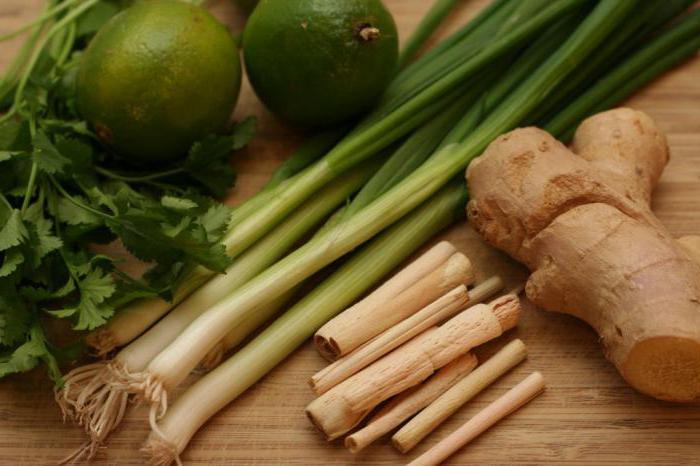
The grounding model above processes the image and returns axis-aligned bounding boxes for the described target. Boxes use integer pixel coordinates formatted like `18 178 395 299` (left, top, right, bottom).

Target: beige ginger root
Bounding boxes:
467 107 700 402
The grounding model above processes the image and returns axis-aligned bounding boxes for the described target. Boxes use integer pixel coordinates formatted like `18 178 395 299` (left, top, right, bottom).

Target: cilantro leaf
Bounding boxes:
54 135 94 172
23 203 63 265
108 213 231 273
161 195 198 211
230 117 257 150
0 118 31 151
0 209 28 251
183 136 237 197
20 277 75 302
41 119 93 138
52 195 101 226
183 117 256 197
0 324 61 384
0 282 30 346
0 249 25 278
32 130 71 175
49 268 116 331
200 203 232 241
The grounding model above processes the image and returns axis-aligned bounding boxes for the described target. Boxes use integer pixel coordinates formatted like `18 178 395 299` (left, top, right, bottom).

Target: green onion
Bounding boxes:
546 8 700 139
144 181 467 463
84 0 499 354
129 1 632 408
211 0 585 275
528 0 695 125
262 126 349 191
383 0 517 111
58 162 379 444
397 0 462 69
441 10 581 147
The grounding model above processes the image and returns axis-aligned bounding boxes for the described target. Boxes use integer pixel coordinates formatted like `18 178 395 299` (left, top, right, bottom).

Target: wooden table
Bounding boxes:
1 1 699 465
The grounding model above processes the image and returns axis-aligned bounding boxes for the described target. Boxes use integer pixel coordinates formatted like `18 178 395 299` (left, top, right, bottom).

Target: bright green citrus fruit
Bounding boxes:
243 0 398 129
77 0 242 164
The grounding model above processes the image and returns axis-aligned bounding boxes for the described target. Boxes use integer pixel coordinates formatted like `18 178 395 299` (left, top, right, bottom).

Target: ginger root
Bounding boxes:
467 108 700 402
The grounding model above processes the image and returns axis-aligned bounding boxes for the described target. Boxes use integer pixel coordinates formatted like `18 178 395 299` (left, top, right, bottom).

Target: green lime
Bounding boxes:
77 0 242 164
243 0 398 129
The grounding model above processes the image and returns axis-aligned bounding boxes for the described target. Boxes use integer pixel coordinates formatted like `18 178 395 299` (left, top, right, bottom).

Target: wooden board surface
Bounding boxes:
2 1 700 465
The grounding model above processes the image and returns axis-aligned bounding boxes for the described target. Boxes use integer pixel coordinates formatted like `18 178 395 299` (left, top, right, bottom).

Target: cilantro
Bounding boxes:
0 0 255 386
75 1 121 38
50 268 116 331
0 209 28 251
183 117 256 197
32 130 71 175
161 195 198 211
0 249 24 278
0 324 61 384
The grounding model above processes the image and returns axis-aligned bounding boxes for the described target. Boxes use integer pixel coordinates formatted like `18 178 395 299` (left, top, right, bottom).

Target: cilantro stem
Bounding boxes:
1 0 98 123
94 166 186 183
0 0 82 43
55 22 77 68
0 2 52 105
20 118 38 214
47 175 114 220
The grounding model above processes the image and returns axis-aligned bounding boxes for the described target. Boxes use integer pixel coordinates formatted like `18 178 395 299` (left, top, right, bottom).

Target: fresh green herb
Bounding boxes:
0 0 254 382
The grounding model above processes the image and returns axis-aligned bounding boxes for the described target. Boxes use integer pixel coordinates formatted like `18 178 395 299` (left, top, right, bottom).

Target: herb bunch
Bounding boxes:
0 0 254 382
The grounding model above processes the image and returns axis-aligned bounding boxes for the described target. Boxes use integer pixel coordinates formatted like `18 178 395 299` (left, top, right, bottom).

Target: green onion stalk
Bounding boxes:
86 130 349 353
125 0 631 428
59 74 486 458
143 1 700 460
397 0 462 69
57 0 503 450
56 162 381 455
547 7 700 140
91 0 542 350
528 0 696 126
144 181 469 464
205 0 586 268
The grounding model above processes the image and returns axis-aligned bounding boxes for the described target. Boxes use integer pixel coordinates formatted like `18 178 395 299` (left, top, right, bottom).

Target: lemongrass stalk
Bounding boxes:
57 164 376 446
143 182 467 464
127 1 634 410
398 0 462 69
546 8 700 139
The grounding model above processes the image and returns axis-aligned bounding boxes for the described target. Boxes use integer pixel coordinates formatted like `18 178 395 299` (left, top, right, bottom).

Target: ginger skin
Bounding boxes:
467 108 700 402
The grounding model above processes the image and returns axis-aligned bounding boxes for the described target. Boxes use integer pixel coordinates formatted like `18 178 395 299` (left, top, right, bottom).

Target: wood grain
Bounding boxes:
1 1 700 465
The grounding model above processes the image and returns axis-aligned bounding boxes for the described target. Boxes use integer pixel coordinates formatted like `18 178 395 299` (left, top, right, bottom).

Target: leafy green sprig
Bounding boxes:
0 0 253 382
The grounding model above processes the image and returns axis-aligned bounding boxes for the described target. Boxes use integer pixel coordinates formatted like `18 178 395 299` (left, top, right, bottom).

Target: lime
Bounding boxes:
243 0 398 129
77 0 242 164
